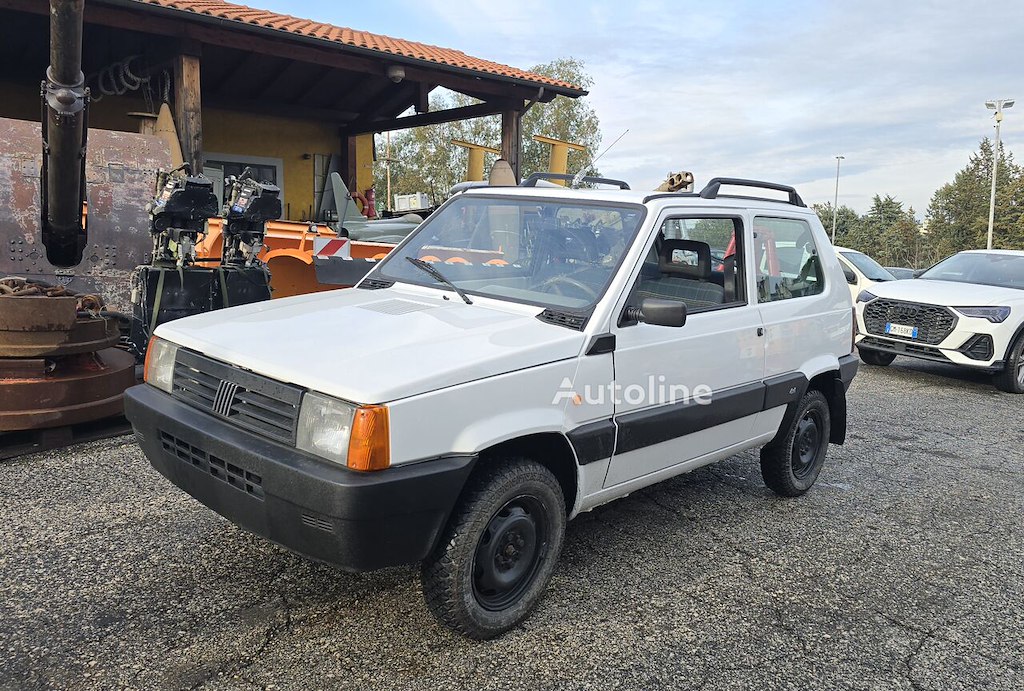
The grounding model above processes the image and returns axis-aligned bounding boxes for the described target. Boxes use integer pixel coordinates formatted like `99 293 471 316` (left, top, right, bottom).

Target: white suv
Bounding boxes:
855 249 1024 393
126 177 857 639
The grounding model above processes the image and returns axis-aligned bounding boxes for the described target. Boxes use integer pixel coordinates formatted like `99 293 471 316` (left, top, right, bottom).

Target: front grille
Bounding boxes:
160 431 264 499
863 299 957 345
959 334 994 361
172 349 303 444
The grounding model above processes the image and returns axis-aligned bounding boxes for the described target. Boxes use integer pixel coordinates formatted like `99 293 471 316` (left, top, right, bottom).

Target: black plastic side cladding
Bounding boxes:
566 419 616 465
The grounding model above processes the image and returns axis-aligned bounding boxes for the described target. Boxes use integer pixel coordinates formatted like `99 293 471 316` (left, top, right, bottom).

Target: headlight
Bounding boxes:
144 337 179 393
296 393 391 471
297 392 356 466
953 306 1011 323
856 290 877 303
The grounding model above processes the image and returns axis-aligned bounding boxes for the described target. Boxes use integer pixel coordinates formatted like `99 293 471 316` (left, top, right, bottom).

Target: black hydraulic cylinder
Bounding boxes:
41 0 89 267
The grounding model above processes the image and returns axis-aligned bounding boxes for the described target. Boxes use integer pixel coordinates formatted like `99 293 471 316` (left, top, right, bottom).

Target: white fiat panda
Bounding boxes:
126 176 857 639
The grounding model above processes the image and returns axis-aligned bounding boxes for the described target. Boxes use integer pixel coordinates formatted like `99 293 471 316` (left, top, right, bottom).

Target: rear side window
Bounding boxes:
753 217 824 303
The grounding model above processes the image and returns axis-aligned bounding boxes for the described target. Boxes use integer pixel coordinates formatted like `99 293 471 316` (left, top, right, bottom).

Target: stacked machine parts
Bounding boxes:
127 166 281 356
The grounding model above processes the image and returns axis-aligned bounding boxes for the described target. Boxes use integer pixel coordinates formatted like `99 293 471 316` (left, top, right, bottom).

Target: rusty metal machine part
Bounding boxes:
0 117 172 313
0 280 131 437
0 294 119 358
655 171 695 193
41 0 90 268
0 348 136 432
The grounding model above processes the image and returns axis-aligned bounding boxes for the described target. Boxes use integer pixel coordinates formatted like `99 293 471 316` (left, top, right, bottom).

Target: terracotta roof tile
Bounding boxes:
130 0 583 93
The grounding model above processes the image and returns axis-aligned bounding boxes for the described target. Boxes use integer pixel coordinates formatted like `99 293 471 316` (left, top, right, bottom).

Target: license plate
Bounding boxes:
885 322 918 339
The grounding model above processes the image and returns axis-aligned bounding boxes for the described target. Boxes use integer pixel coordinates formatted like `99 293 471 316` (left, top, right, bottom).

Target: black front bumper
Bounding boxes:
125 384 475 572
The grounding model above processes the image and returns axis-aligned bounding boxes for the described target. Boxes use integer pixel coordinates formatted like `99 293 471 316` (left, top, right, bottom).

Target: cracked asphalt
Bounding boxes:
2 357 1022 691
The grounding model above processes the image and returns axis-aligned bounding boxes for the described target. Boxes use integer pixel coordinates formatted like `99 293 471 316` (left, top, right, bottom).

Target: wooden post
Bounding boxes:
339 129 356 197
501 108 522 182
174 48 203 173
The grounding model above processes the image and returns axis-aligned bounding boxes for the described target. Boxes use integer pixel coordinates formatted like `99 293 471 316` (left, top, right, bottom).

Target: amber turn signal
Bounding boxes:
347 405 390 471
143 335 157 382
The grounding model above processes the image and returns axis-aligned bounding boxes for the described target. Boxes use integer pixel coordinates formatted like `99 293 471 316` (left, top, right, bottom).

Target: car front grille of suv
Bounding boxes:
171 348 303 444
863 299 957 346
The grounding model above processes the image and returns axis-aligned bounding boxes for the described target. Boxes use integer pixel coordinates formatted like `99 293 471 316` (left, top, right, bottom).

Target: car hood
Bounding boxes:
868 279 1024 307
155 287 586 403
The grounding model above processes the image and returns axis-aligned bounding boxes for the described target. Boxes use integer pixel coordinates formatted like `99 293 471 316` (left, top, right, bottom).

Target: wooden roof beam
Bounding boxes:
345 100 520 136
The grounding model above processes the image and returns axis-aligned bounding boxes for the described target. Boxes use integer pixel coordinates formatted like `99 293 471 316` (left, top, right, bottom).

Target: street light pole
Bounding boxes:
985 99 1015 250
831 155 844 243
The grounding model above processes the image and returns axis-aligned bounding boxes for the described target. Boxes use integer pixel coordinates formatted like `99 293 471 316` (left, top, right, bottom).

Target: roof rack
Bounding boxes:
698 178 806 207
520 172 631 190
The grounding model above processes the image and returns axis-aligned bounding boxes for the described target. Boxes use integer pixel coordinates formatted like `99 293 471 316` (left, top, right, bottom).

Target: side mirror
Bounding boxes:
623 298 687 327
843 267 857 285
912 269 926 278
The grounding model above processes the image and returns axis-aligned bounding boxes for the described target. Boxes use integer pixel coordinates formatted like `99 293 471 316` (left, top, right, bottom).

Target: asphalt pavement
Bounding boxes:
1 358 1022 690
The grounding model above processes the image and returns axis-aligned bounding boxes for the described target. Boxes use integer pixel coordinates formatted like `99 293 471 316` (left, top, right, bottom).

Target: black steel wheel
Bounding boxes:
761 389 831 496
421 458 566 639
472 495 548 611
791 408 825 481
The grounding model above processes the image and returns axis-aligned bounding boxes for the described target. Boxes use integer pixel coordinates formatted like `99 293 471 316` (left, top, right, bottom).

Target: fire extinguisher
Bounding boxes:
364 188 377 219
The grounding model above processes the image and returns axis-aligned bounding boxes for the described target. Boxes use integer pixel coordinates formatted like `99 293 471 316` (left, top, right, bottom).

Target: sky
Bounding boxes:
259 0 1022 217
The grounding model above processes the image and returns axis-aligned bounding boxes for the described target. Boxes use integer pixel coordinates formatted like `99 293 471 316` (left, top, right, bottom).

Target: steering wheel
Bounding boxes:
536 274 599 301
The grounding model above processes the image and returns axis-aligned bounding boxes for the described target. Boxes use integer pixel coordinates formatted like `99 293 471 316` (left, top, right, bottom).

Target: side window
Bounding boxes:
624 216 746 319
753 217 825 303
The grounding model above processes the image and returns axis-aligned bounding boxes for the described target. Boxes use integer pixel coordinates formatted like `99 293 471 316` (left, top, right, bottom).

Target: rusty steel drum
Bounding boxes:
0 348 135 432
0 294 133 435
0 295 120 357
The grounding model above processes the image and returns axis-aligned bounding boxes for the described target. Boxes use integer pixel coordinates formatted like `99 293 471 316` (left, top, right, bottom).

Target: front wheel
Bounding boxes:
858 347 897 366
761 390 831 497
421 458 566 639
994 334 1024 394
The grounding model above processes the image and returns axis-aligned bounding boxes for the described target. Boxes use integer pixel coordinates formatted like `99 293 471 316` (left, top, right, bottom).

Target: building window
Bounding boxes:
203 153 284 211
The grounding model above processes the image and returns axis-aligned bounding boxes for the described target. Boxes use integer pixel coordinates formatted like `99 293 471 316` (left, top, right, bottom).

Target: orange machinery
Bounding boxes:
196 219 397 298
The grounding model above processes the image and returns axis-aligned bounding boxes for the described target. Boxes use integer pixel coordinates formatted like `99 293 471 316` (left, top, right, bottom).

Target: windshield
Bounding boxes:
375 194 646 310
840 251 895 281
920 252 1024 290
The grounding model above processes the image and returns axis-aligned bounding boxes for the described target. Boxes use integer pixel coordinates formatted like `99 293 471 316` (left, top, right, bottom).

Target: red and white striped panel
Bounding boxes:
313 237 351 260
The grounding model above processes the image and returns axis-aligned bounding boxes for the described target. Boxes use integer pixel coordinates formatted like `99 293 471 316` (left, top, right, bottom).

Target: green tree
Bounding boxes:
381 91 496 205
380 58 602 204
519 58 602 180
925 138 1024 255
812 202 861 247
815 196 928 267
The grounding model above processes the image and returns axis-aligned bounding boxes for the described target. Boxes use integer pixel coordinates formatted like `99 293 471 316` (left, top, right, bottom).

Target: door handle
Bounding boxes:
757 327 765 337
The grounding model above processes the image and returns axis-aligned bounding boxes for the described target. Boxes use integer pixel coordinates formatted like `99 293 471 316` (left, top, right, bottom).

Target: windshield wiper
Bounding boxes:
405 257 473 304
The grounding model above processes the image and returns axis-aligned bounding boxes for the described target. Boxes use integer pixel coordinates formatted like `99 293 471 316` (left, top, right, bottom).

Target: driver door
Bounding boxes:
604 213 766 487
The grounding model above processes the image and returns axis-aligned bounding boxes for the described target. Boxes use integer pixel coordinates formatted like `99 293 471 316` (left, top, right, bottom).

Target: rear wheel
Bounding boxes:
858 347 897 366
761 390 831 497
994 334 1024 394
421 458 566 639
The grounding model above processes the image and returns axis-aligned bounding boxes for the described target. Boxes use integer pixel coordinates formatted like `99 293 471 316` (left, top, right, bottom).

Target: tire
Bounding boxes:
421 458 566 639
994 333 1024 394
761 390 831 497
858 347 897 366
